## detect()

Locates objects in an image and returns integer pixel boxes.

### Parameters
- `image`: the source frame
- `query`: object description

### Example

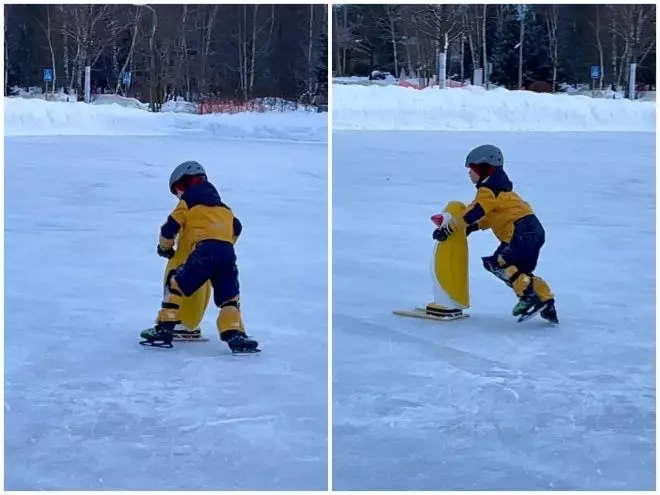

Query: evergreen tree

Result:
[490,5,521,88]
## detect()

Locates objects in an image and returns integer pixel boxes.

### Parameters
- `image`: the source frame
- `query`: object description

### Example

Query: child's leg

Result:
[211,263,244,338]
[211,263,259,352]
[499,228,554,303]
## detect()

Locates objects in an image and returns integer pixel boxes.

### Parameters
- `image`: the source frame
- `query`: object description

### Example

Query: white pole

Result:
[438,51,447,89]
[84,66,91,103]
[628,63,637,100]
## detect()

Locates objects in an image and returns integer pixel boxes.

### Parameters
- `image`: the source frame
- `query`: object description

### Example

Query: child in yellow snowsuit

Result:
[433,144,558,323]
[140,160,260,352]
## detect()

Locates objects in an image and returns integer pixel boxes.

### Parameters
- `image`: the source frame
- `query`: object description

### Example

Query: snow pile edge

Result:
[4,98,327,142]
[333,84,655,132]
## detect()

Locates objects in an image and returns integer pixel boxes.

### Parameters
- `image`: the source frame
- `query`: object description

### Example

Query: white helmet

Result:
[169,160,207,194]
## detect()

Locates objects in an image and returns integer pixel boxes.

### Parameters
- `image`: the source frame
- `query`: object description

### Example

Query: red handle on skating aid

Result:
[431,214,445,227]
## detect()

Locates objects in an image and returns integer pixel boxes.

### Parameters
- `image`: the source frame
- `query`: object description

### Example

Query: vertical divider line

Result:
[326,1,333,491]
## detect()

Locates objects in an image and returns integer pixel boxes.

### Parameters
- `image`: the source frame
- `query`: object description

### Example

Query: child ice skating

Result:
[140,160,260,352]
[432,145,558,323]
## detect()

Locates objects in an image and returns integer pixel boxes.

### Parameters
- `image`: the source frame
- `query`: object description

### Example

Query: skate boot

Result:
[172,324,202,341]
[140,325,174,348]
[539,298,559,324]
[221,329,260,354]
[512,293,546,322]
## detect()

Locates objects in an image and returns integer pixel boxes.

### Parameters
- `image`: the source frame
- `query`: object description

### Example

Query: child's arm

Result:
[455,188,497,230]
[159,200,188,252]
[232,216,242,244]
[435,188,495,242]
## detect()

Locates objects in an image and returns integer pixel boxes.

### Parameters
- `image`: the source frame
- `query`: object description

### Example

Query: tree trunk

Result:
[545,6,559,92]
[333,8,342,76]
[201,5,219,96]
[307,5,315,93]
[249,5,258,97]
[342,6,348,76]
[146,6,157,111]
[45,5,57,93]
[72,42,80,93]
[114,8,140,94]
[180,5,190,100]
[403,19,413,75]
[595,6,604,90]
[415,24,423,76]
[237,9,244,99]
[482,4,487,88]
[386,7,398,78]
[459,33,465,82]
[610,13,617,88]
[467,29,477,71]
[60,6,70,91]
[111,37,118,89]
[518,6,524,89]
[4,20,8,96]
[464,7,480,73]
[240,5,248,101]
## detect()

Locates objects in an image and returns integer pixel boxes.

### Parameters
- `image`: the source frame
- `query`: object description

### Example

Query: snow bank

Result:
[333,84,655,132]
[4,98,326,142]
[91,94,149,110]
[160,99,198,114]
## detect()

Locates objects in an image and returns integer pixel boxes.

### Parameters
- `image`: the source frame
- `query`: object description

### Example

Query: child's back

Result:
[162,180,242,255]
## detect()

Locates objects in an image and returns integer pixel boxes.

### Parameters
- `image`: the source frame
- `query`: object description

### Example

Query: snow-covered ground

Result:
[332,130,655,490]
[333,84,656,132]
[5,103,328,489]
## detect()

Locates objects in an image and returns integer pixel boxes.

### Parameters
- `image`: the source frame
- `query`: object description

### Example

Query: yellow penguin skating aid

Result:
[163,234,212,341]
[393,201,470,322]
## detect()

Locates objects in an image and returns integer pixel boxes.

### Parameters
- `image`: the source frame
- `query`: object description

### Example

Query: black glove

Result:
[466,223,479,237]
[432,224,454,242]
[157,244,175,259]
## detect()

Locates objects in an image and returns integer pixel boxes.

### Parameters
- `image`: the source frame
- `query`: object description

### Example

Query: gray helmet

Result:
[465,144,504,168]
[169,160,207,194]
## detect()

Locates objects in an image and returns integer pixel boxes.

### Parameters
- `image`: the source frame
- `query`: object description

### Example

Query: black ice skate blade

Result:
[139,340,174,349]
[517,303,558,324]
[231,348,261,355]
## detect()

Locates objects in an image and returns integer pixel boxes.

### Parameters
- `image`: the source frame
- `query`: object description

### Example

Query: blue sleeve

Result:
[233,217,242,238]
[463,202,486,225]
[160,215,181,239]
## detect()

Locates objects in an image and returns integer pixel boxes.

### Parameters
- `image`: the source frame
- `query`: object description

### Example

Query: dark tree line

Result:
[333,4,655,92]
[5,4,328,109]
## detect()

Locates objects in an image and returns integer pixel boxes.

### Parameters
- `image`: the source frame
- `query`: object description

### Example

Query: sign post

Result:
[590,65,600,97]
[43,68,53,98]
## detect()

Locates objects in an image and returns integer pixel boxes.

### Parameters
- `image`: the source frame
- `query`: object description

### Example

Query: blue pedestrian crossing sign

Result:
[122,72,132,85]
[43,68,53,82]
[590,65,600,80]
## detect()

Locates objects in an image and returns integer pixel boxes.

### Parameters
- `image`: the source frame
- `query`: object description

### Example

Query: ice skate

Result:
[221,329,260,354]
[172,324,204,341]
[539,299,559,324]
[513,293,546,322]
[140,325,174,348]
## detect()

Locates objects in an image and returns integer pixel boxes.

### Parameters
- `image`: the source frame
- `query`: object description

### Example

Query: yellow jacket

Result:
[455,169,533,243]
[159,181,241,252]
